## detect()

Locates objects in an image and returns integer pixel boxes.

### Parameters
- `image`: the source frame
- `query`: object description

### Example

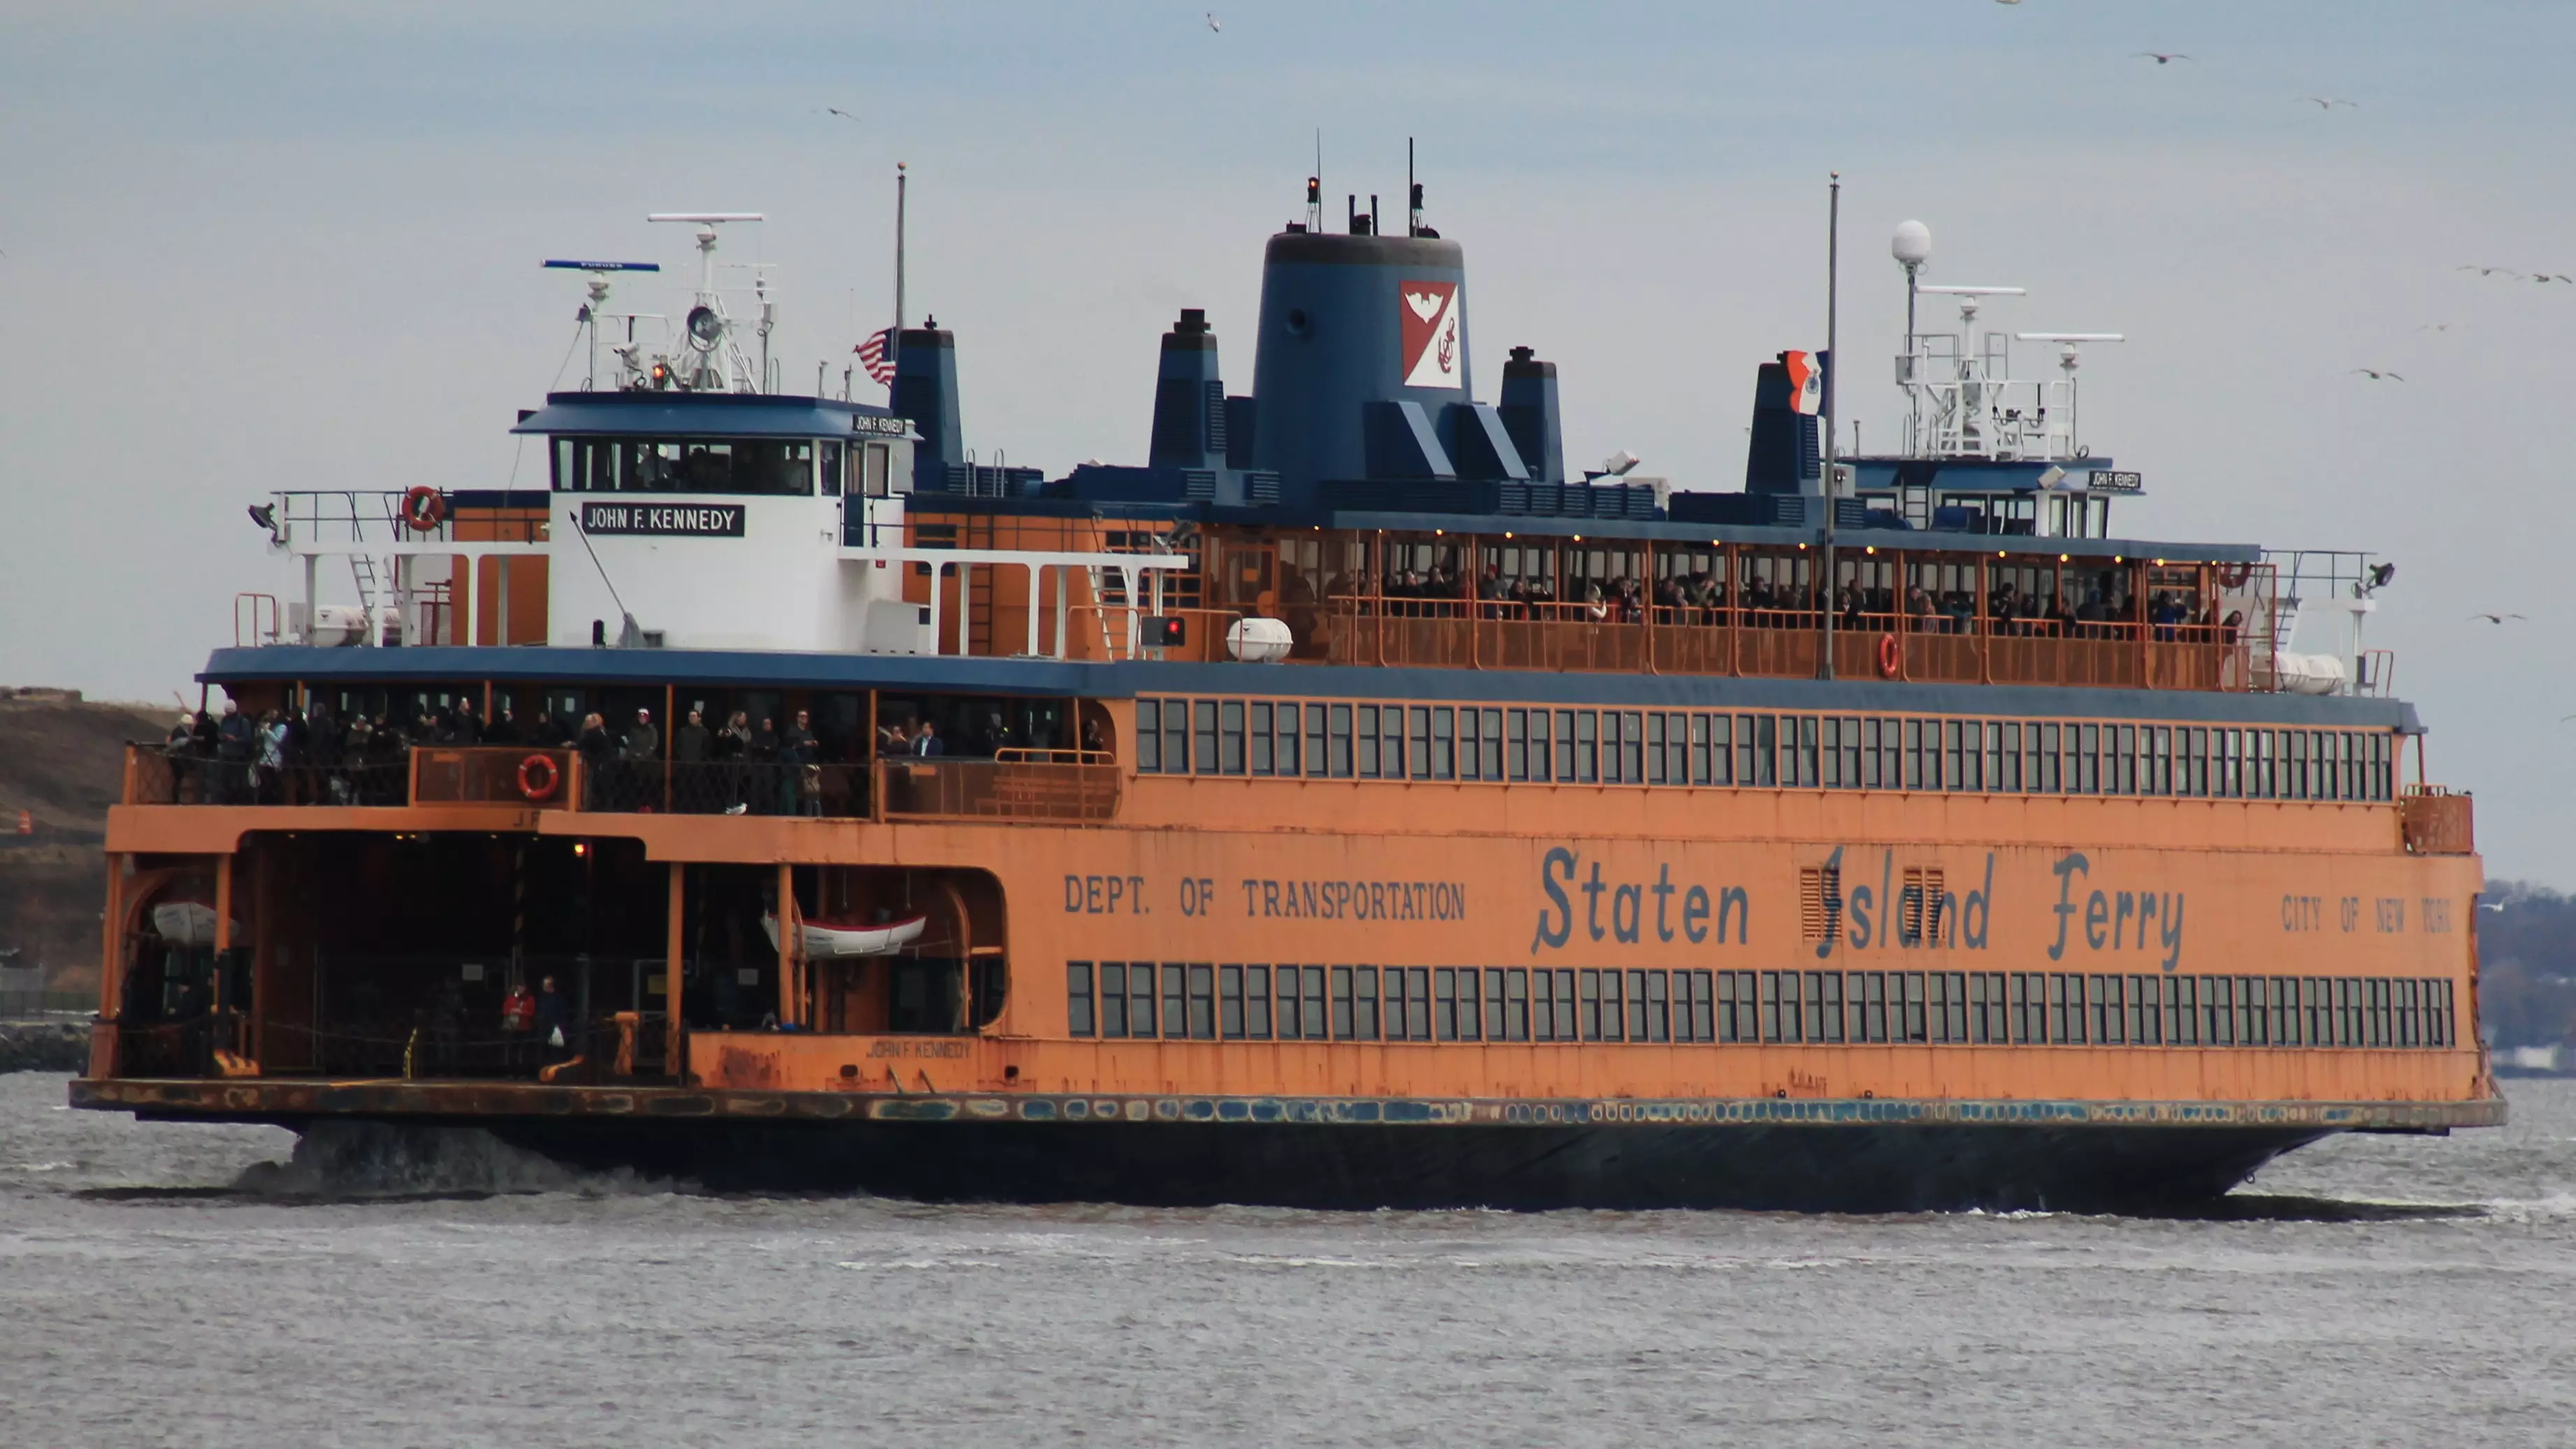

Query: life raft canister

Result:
[516,753,560,802]
[401,486,447,533]
[1878,633,1902,679]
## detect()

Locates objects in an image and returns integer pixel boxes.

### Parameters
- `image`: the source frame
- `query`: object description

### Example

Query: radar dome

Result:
[1891,219,1931,267]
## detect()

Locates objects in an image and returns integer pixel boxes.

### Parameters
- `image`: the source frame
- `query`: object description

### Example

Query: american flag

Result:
[854,327,895,385]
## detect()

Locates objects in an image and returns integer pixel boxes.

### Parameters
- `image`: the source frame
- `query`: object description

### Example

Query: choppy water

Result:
[4,1075,2574,1447]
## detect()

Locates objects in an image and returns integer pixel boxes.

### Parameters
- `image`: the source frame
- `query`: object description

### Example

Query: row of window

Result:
[1065,963,2457,1051]
[1134,700,2397,803]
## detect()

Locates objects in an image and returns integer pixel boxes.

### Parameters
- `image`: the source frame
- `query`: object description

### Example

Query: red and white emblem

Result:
[1783,350,1824,414]
[1399,280,1461,388]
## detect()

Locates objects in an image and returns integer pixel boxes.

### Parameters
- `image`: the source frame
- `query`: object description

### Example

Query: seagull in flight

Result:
[824,107,859,123]
[1206,10,1220,30]
[2417,322,2463,332]
[2458,264,2522,277]
[2533,273,2573,284]
[2298,96,2359,109]
[2469,612,2527,624]
[2347,368,2404,381]
[2136,52,2192,64]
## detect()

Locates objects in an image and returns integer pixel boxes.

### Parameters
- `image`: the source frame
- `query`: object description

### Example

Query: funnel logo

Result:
[1783,350,1824,415]
[1399,280,1461,389]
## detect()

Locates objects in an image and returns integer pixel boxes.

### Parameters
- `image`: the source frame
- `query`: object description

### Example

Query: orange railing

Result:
[876,757,1121,821]
[2401,786,2474,856]
[412,747,577,809]
[1311,599,2247,689]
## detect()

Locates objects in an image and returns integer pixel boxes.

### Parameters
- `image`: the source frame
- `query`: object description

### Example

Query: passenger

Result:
[257,709,287,803]
[783,709,820,814]
[216,701,255,802]
[675,709,710,764]
[624,707,659,762]
[914,719,945,757]
[500,978,535,1034]
[1081,716,1109,756]
[533,974,573,1063]
[577,712,612,807]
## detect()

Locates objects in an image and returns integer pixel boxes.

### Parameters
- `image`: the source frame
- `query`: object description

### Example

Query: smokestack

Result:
[1149,308,1227,472]
[1498,346,1564,484]
[891,318,960,492]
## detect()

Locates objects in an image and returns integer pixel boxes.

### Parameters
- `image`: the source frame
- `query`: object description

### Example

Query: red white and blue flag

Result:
[854,327,895,385]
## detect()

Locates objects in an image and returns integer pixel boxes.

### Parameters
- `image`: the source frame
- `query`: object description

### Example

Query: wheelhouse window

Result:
[552,437,819,496]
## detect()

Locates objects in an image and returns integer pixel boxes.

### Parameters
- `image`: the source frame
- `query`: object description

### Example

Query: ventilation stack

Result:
[1743,350,1825,496]
[892,321,961,493]
[1249,229,1530,507]
[1147,308,1228,473]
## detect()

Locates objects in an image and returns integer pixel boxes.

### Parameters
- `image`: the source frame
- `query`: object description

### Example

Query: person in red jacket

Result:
[500,981,535,1035]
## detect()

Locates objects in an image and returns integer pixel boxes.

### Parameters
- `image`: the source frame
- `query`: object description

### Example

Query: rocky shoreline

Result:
[0,1020,89,1074]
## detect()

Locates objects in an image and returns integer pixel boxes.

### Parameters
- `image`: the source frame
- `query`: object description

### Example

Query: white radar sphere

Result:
[1891,219,1932,267]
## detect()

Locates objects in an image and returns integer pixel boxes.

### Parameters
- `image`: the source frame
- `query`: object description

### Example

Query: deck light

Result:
[2114,555,2124,564]
[1864,545,1876,554]
[573,842,588,857]
[2059,554,2070,563]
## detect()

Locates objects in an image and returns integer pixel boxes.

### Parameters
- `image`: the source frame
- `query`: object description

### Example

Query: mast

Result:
[891,161,908,375]
[1820,172,1841,681]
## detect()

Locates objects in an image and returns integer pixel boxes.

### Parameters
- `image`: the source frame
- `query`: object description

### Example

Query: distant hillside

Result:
[0,689,170,994]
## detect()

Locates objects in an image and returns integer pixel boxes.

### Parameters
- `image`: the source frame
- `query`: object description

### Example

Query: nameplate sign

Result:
[850,414,909,438]
[579,502,746,538]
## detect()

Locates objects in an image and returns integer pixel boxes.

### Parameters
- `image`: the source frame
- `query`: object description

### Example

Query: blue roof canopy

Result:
[512,391,907,440]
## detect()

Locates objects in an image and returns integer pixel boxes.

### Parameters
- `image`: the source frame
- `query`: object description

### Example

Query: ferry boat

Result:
[71,184,2498,1212]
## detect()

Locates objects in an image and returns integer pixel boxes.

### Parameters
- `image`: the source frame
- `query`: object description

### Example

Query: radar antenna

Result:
[647,212,768,391]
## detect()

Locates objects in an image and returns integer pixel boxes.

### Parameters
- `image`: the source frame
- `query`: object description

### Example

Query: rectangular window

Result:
[1357,705,1381,778]
[1482,708,1504,781]
[1160,702,1189,774]
[1579,969,1603,1041]
[1271,967,1300,1041]
[1435,967,1459,1040]
[1456,966,1481,1041]
[1402,706,1427,781]
[1276,702,1301,777]
[1485,968,1509,1041]
[1556,710,1578,782]
[1797,715,1820,788]
[1903,719,1923,791]
[1760,971,1785,1043]
[1453,707,1477,782]
[1330,966,1355,1039]
[1163,964,1189,1039]
[1301,702,1324,777]
[1187,963,1215,1039]
[1687,970,1714,1042]
[1863,719,1885,790]
[1505,969,1530,1041]
[1711,713,1734,786]
[1136,703,1161,772]
[1901,972,1927,1043]
[1354,966,1381,1041]
[1574,710,1599,784]
[1404,967,1430,1041]
[1100,963,1129,1037]
[1718,972,1743,1042]
[1246,702,1270,775]
[1429,707,1453,781]
[1640,969,1667,1043]
[1067,963,1096,1037]
[1508,709,1530,781]
[1132,963,1160,1039]
[1624,712,1648,785]
[1220,964,1246,1041]
[1328,704,1353,777]
[1246,965,1272,1039]
[1944,719,1965,793]
[1648,714,1670,786]
[1188,702,1217,777]
[1526,709,1552,783]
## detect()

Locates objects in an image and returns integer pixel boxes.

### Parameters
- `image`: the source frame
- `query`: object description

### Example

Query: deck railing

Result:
[876,754,1121,821]
[1312,600,2246,689]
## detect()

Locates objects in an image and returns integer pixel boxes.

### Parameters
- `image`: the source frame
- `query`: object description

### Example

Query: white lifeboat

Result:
[151,901,242,947]
[761,911,928,959]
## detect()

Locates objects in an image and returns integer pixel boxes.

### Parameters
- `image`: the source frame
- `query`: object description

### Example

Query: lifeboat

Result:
[760,911,928,959]
[150,901,241,948]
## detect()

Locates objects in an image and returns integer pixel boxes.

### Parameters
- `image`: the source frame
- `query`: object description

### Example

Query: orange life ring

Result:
[1878,633,1901,679]
[516,753,559,802]
[402,486,446,533]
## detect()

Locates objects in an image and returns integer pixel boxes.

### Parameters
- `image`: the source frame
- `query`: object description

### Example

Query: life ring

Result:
[2215,562,2250,590]
[516,753,560,802]
[402,486,446,533]
[1878,633,1901,679]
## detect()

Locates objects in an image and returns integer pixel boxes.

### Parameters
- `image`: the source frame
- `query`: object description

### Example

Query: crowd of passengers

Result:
[157,694,1088,811]
[1355,565,2237,641]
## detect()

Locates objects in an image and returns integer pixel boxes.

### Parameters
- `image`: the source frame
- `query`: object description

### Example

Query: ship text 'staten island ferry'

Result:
[73,178,2498,1211]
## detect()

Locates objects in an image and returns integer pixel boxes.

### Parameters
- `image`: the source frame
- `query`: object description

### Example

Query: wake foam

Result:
[232,1120,673,1199]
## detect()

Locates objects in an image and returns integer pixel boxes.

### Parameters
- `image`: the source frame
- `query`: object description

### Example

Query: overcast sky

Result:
[5,1,2575,878]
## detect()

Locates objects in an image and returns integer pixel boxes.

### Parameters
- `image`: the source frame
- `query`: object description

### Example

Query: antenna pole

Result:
[1407,138,1416,236]
[1820,172,1841,682]
[891,162,909,375]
